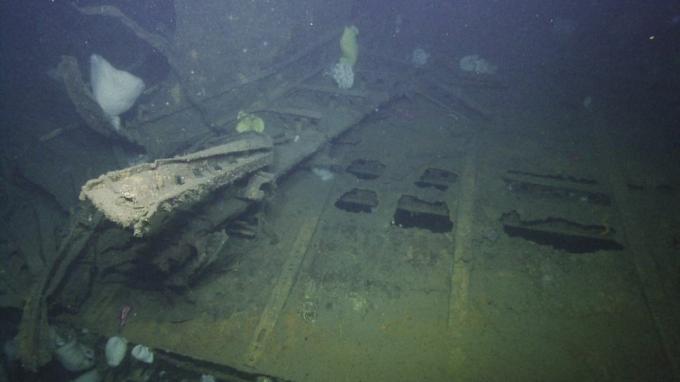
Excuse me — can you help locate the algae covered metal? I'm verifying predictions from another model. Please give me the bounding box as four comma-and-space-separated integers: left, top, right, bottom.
80, 134, 273, 237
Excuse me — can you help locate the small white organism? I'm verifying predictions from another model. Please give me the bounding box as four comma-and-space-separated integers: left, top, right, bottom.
312, 167, 334, 181
130, 344, 154, 364
459, 54, 497, 75
330, 59, 354, 89
582, 96, 593, 110
411, 48, 430, 67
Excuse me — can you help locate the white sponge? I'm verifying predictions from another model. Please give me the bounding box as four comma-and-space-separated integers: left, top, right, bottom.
104, 336, 127, 367
90, 54, 145, 130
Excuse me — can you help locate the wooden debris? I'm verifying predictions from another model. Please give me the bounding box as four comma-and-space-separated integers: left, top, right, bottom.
80, 134, 273, 237
242, 171, 275, 201
38, 124, 78, 142
72, 4, 176, 70
415, 90, 466, 120
296, 84, 370, 98
166, 230, 229, 288
250, 107, 323, 121
17, 207, 102, 371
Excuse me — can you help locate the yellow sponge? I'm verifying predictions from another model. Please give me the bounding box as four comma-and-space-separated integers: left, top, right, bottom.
235, 111, 265, 134
340, 25, 359, 66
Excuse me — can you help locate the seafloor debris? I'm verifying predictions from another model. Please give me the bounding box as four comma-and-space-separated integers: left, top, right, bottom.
80, 134, 273, 237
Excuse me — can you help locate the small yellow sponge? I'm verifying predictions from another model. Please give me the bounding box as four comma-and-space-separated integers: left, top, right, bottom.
235, 111, 265, 134
340, 25, 359, 66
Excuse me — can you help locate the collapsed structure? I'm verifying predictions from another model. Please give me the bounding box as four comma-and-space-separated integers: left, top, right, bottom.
9, 1, 494, 374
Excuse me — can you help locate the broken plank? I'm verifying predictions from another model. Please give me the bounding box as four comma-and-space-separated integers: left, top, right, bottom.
295, 84, 370, 98
250, 107, 323, 120
244, 209, 324, 367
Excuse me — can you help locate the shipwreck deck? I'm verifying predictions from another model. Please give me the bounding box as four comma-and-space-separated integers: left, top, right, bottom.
68, 92, 680, 381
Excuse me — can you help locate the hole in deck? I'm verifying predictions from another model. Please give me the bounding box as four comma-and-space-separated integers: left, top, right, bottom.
393, 195, 453, 233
